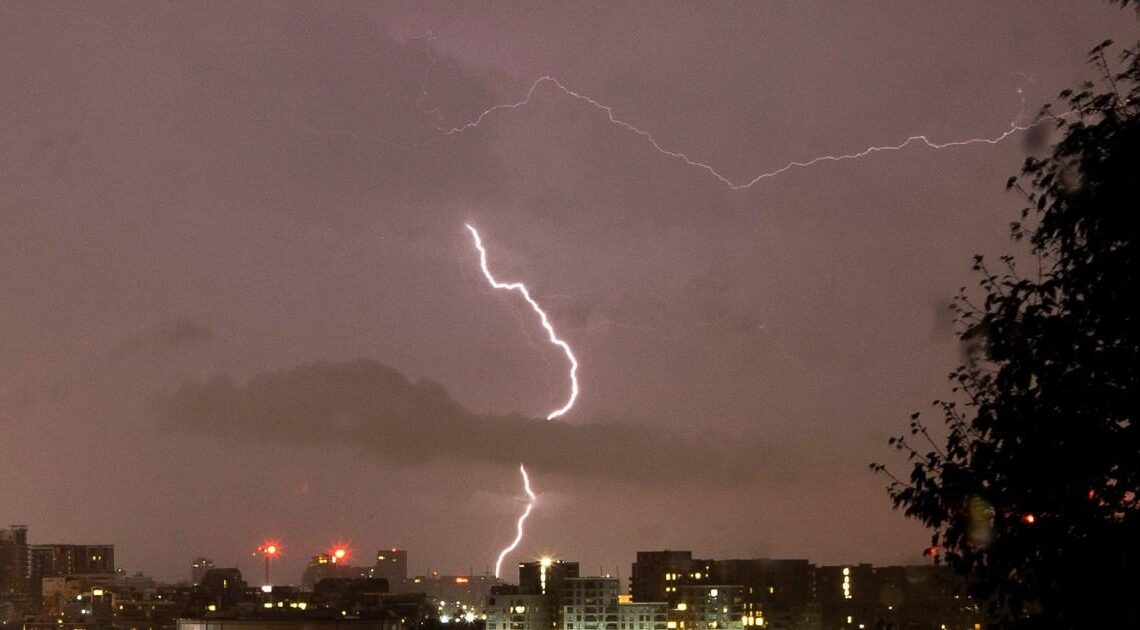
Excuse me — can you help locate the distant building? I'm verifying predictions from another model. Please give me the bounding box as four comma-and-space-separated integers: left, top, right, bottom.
178, 577, 434, 630
28, 543, 115, 612
398, 573, 500, 614
192, 557, 216, 585
40, 574, 115, 615
311, 576, 390, 611
629, 551, 983, 630
29, 543, 115, 576
372, 548, 407, 583
302, 555, 373, 590
0, 525, 29, 598
197, 568, 247, 609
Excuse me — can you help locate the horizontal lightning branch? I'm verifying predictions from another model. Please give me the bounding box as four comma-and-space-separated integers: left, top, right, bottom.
437, 75, 1054, 191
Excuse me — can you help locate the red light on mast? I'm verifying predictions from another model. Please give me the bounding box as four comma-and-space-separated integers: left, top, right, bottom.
330, 545, 349, 563
1021, 514, 1036, 524
260, 541, 281, 557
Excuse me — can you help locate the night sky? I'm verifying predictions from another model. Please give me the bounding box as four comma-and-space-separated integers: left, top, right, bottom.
1, 3, 1131, 583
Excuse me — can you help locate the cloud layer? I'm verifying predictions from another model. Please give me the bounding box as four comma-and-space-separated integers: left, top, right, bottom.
154, 358, 769, 485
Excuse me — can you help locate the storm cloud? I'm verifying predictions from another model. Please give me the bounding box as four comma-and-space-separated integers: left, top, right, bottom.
154, 358, 772, 485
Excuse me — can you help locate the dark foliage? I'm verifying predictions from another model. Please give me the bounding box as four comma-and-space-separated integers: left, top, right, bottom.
873, 39, 1140, 629
1110, 0, 1140, 13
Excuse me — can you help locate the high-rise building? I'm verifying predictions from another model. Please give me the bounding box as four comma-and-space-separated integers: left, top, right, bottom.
373, 548, 407, 583
519, 559, 579, 597
815, 564, 875, 629
0, 526, 29, 598
710, 558, 816, 629
191, 557, 215, 585
630, 551, 710, 605
28, 544, 114, 576
486, 558, 582, 630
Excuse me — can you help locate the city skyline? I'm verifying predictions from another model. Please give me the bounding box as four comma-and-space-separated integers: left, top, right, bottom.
2, 522, 980, 629
6, 524, 943, 588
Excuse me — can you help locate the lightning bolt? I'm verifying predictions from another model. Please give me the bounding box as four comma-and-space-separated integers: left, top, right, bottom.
494, 463, 537, 579
466, 223, 579, 420
431, 75, 1060, 191
465, 226, 571, 579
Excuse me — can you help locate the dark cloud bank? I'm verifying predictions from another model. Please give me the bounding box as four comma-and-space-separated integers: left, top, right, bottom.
154, 358, 774, 486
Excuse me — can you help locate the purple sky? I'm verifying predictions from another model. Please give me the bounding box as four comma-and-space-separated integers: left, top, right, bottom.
0, 2, 1131, 583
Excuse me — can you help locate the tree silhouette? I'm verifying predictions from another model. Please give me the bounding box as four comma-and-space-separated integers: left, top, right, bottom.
874, 38, 1140, 629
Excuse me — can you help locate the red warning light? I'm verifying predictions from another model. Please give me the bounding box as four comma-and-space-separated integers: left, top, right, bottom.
1021, 514, 1036, 524
260, 541, 281, 557
330, 546, 349, 563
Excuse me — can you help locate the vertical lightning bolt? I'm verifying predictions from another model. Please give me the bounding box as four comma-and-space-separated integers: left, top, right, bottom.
494, 463, 537, 579
465, 223, 579, 420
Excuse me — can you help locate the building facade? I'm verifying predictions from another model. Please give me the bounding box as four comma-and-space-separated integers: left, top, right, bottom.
617, 601, 668, 630
372, 549, 407, 584
486, 593, 552, 630
562, 577, 619, 630
0, 526, 29, 599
